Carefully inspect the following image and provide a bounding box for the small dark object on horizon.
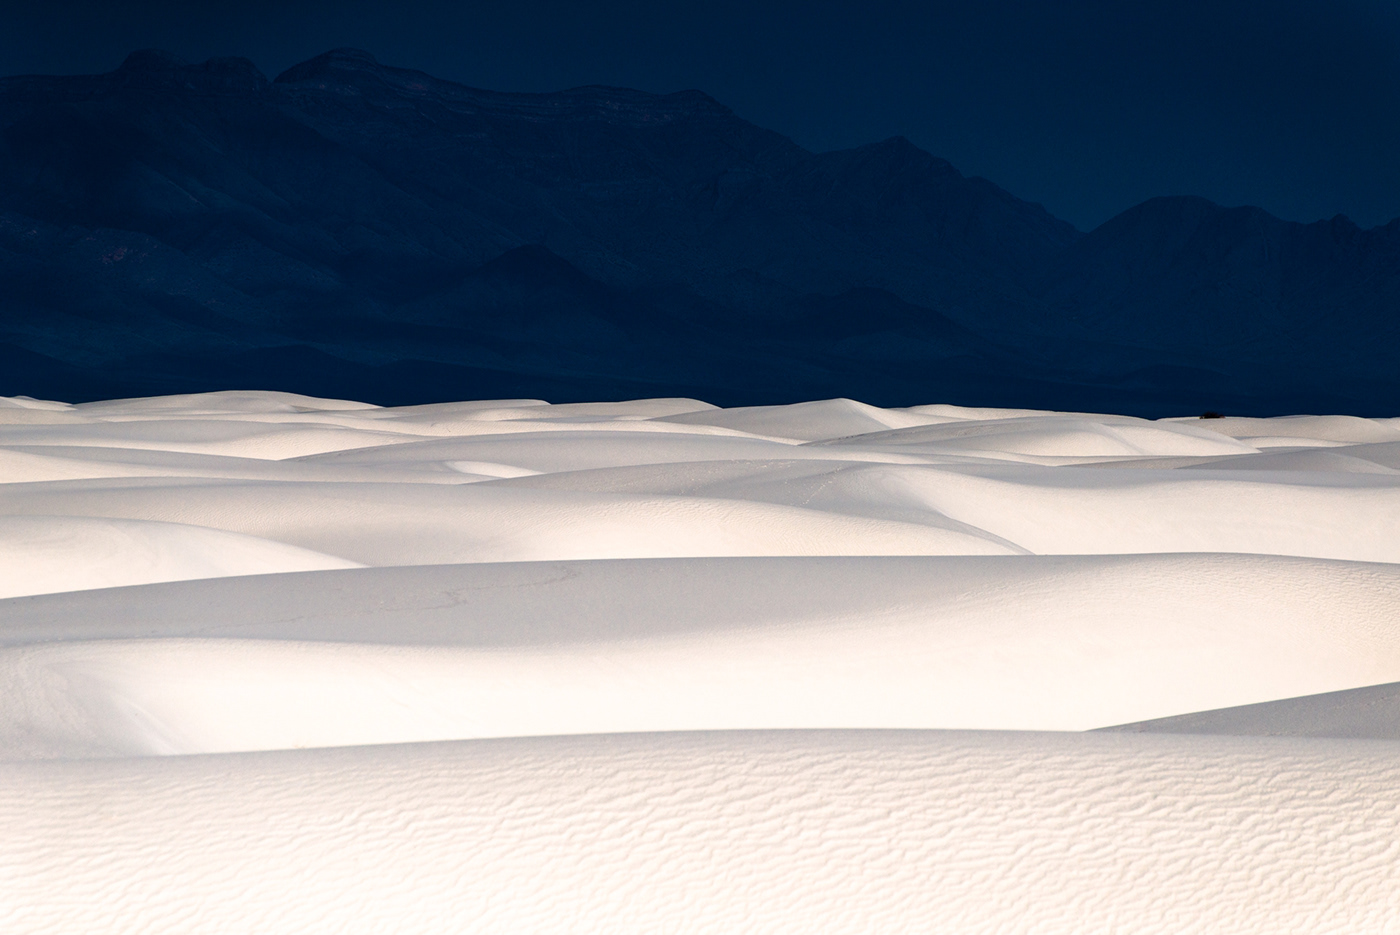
[1199,412,1226,419]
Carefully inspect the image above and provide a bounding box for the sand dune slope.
[3,554,1400,759]
[4,730,1399,935]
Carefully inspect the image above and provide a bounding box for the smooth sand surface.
[1102,679,1400,739]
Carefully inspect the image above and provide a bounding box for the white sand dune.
[3,391,1399,932]
[1102,679,1400,739]
[1184,413,1400,445]
[0,516,361,600]
[653,396,949,439]
[3,554,1399,760]
[4,730,1399,935]
[0,480,1020,564]
[821,412,1263,458]
[0,418,424,458]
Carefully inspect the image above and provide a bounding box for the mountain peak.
[871,135,956,171]
[274,48,382,85]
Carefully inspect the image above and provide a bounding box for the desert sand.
[3,391,1399,932]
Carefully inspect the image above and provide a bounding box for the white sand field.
[2,391,1399,932]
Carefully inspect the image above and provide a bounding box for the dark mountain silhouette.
[1042,197,1400,367]
[0,48,1395,414]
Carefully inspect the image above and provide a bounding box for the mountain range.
[1,48,1396,414]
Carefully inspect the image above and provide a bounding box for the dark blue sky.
[4,0,1398,231]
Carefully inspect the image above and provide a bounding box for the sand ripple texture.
[3,390,1400,932]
